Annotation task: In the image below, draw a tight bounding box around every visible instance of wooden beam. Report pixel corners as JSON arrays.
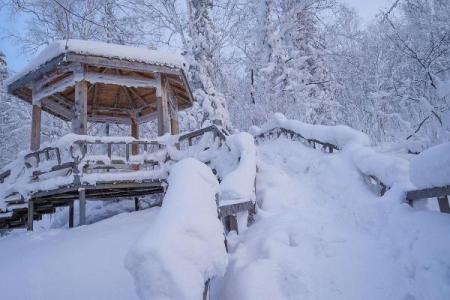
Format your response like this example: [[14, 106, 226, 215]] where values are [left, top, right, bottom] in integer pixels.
[[84, 72, 161, 89], [30, 104, 42, 151], [67, 53, 182, 76], [157, 74, 171, 136], [72, 80, 88, 134], [41, 97, 74, 121], [79, 189, 86, 225], [7, 54, 66, 94], [32, 74, 76, 103]]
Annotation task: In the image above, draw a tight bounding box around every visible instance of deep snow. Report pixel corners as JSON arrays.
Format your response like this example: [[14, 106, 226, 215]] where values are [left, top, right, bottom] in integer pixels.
[[0, 208, 159, 300], [0, 136, 449, 300], [221, 138, 450, 300]]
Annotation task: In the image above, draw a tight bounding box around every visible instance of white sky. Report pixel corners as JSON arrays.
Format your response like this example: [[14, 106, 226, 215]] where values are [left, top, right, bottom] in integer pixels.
[[343, 0, 392, 24], [0, 0, 394, 72]]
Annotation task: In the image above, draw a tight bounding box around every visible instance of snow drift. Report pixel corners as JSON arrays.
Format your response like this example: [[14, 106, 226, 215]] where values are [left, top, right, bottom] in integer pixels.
[[250, 113, 371, 148], [410, 142, 450, 189], [125, 158, 227, 300]]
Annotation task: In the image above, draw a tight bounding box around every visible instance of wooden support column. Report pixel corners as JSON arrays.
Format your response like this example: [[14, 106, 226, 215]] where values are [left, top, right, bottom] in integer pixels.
[[30, 104, 42, 151], [134, 197, 140, 211], [27, 200, 34, 231], [68, 200, 74, 228], [79, 189, 86, 225], [157, 74, 171, 136], [72, 80, 88, 135], [131, 118, 139, 154], [171, 119, 179, 135], [438, 196, 450, 214]]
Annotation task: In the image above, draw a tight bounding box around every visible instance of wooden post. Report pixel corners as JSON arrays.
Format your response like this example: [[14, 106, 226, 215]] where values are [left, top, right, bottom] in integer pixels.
[[79, 188, 86, 225], [438, 196, 450, 214], [131, 118, 139, 155], [134, 197, 140, 211], [157, 74, 171, 136], [170, 117, 179, 135], [72, 80, 88, 135], [68, 200, 74, 228], [30, 104, 42, 151], [27, 199, 34, 231]]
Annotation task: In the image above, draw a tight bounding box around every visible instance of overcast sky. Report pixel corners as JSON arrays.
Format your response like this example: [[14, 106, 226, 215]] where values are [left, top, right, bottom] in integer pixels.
[[0, 0, 393, 73]]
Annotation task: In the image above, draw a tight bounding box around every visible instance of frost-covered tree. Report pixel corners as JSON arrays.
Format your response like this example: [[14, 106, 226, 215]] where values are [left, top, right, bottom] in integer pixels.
[[0, 51, 30, 167], [183, 0, 231, 129]]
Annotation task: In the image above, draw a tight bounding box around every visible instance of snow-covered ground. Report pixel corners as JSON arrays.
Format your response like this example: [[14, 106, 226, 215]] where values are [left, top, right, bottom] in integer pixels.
[[0, 136, 449, 300], [0, 208, 159, 300], [222, 138, 450, 300]]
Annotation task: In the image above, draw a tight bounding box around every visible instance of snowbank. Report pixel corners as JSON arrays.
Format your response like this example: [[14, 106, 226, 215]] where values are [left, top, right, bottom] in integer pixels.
[[251, 113, 371, 148], [410, 142, 450, 189], [125, 158, 227, 300], [220, 133, 256, 203], [7, 39, 188, 84]]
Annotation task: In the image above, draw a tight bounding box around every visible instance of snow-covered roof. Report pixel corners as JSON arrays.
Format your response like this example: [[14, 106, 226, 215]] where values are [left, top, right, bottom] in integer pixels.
[[8, 39, 188, 84]]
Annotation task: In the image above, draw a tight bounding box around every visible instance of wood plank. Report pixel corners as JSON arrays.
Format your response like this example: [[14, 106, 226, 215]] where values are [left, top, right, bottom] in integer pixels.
[[406, 186, 450, 201]]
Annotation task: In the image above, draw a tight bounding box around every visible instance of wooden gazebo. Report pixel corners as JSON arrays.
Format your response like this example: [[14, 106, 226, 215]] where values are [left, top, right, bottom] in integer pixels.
[[7, 40, 194, 151]]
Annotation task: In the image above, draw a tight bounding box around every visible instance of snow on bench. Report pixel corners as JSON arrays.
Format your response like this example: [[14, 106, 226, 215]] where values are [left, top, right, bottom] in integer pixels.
[[125, 158, 227, 300]]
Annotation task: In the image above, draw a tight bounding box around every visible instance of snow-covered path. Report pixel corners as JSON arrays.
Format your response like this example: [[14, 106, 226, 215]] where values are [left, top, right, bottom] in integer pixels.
[[222, 138, 450, 300]]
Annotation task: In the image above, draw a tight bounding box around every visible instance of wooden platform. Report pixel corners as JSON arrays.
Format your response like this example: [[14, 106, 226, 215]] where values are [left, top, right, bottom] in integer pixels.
[[0, 125, 256, 231]]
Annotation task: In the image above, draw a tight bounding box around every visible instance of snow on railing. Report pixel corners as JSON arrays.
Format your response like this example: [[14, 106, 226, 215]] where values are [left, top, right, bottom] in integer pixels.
[[0, 125, 231, 215], [251, 113, 414, 198], [251, 113, 371, 149], [406, 142, 450, 213]]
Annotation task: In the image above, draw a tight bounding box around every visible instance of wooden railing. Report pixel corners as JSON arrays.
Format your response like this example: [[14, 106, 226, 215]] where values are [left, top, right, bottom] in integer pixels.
[[406, 186, 450, 214], [254, 127, 339, 153]]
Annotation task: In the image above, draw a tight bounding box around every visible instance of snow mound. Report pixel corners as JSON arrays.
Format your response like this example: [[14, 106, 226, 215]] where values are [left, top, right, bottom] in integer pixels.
[[125, 158, 227, 300], [220, 133, 256, 203], [410, 142, 450, 189], [250, 113, 371, 148], [349, 145, 413, 189], [8, 39, 188, 84]]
